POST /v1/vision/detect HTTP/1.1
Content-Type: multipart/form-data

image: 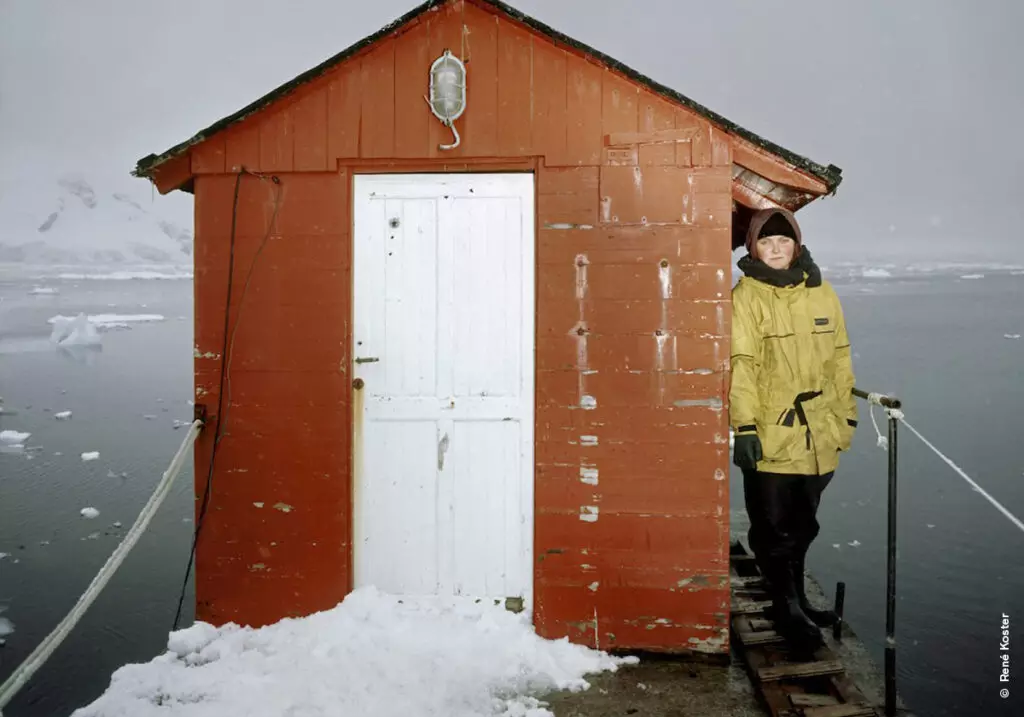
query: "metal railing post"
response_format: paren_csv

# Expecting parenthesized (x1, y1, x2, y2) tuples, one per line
(885, 407, 899, 717)
(852, 387, 902, 717)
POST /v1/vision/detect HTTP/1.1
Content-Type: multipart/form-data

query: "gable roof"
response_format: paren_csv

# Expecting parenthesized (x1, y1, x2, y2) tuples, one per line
(133, 0, 842, 198)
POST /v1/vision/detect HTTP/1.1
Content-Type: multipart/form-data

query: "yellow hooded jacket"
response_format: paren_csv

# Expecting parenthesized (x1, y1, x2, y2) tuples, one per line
(729, 216, 857, 476)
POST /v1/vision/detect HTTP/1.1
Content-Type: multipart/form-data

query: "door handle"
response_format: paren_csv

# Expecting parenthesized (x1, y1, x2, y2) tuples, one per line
(354, 357, 380, 364)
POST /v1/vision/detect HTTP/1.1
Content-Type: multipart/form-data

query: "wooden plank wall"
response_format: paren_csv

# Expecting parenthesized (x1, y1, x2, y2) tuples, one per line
(190, 0, 733, 651)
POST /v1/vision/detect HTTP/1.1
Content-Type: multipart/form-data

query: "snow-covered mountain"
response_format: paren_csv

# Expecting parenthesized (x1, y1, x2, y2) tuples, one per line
(0, 172, 193, 271)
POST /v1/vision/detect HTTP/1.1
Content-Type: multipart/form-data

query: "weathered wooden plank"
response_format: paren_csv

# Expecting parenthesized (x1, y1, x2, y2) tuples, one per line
(757, 660, 844, 682)
(607, 127, 700, 147)
(738, 629, 784, 646)
(292, 88, 329, 171)
(259, 104, 294, 172)
(496, 17, 532, 155)
(359, 39, 395, 158)
(732, 575, 765, 587)
(803, 704, 878, 717)
(461, 1, 499, 156)
(326, 64, 361, 160)
(732, 599, 773, 614)
(393, 18, 431, 158)
(733, 138, 828, 194)
(790, 693, 841, 708)
(532, 38, 567, 165)
(565, 54, 603, 165)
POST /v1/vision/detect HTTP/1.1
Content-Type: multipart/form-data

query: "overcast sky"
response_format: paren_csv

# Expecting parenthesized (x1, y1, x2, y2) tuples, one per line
(1, 0, 1021, 261)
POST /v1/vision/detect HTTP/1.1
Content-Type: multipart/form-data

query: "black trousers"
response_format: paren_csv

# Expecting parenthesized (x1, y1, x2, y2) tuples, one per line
(742, 468, 834, 566)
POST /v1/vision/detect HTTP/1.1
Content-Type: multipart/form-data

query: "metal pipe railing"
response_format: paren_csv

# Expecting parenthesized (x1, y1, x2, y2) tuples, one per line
(852, 387, 902, 717)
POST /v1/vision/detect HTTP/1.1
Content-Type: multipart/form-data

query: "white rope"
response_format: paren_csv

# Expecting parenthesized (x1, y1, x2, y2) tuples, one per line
(0, 420, 203, 714)
(865, 403, 1024, 535)
(898, 417, 1024, 535)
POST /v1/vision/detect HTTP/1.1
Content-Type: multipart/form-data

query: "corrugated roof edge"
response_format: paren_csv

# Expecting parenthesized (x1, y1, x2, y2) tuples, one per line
(132, 0, 843, 195)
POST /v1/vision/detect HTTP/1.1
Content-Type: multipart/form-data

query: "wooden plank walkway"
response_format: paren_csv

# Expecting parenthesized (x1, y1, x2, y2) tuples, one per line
(729, 541, 881, 717)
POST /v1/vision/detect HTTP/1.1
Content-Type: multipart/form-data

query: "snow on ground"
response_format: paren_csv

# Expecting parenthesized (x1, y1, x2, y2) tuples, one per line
(72, 587, 636, 717)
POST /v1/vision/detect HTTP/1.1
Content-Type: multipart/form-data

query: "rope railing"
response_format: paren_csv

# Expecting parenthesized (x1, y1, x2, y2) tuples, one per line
(0, 419, 204, 715)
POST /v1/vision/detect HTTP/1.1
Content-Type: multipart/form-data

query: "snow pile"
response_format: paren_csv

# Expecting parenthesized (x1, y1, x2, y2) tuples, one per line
(0, 172, 192, 270)
(72, 587, 636, 717)
(49, 313, 101, 347)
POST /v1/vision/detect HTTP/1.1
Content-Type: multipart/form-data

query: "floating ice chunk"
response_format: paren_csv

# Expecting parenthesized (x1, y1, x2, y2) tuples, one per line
(81, 507, 101, 519)
(0, 430, 30, 444)
(81, 451, 100, 461)
(29, 286, 58, 295)
(926, 524, 936, 529)
(49, 313, 101, 347)
(112, 521, 123, 528)
(960, 274, 984, 280)
(847, 540, 861, 547)
(861, 268, 892, 279)
(1005, 334, 1021, 340)
(0, 617, 14, 638)
(832, 543, 841, 550)
(0, 553, 8, 560)
(55, 410, 72, 420)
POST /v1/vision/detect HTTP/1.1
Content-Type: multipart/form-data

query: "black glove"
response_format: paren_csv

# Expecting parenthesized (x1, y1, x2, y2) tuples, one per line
(733, 433, 762, 470)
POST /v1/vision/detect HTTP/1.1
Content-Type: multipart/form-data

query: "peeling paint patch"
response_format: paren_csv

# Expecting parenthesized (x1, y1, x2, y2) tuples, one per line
(544, 222, 593, 230)
(687, 630, 729, 653)
(249, 563, 267, 572)
(713, 433, 728, 444)
(575, 254, 589, 301)
(193, 347, 221, 360)
(600, 196, 612, 223)
(580, 435, 598, 446)
(674, 397, 724, 411)
(272, 502, 294, 513)
(587, 581, 600, 592)
(677, 575, 711, 588)
(579, 466, 599, 485)
(682, 368, 714, 375)
(579, 395, 597, 410)
(253, 502, 264, 509)
(195, 386, 209, 398)
(713, 469, 726, 481)
(658, 263, 672, 299)
(580, 506, 599, 522)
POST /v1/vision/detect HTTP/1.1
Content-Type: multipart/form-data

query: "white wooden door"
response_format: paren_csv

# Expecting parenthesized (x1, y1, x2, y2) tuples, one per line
(352, 173, 535, 610)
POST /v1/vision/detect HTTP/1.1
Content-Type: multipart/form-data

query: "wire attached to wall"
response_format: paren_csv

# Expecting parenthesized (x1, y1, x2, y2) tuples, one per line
(172, 168, 282, 632)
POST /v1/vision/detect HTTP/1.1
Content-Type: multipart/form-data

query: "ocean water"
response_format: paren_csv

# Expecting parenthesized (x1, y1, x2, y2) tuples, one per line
(0, 267, 1021, 716)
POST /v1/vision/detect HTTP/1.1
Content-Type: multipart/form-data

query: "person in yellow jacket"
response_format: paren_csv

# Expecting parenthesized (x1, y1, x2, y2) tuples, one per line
(729, 207, 858, 657)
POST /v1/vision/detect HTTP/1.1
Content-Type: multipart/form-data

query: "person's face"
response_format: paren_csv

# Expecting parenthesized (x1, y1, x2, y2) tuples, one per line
(755, 235, 796, 270)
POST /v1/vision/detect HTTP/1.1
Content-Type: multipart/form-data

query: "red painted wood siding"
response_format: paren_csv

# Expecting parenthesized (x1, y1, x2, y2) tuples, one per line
(189, 0, 732, 653)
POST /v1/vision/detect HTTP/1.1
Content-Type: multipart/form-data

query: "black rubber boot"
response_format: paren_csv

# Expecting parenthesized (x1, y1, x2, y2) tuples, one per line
(763, 555, 824, 658)
(793, 553, 839, 628)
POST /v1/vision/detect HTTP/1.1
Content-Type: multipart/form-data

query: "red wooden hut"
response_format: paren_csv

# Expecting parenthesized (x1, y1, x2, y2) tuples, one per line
(134, 0, 841, 655)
